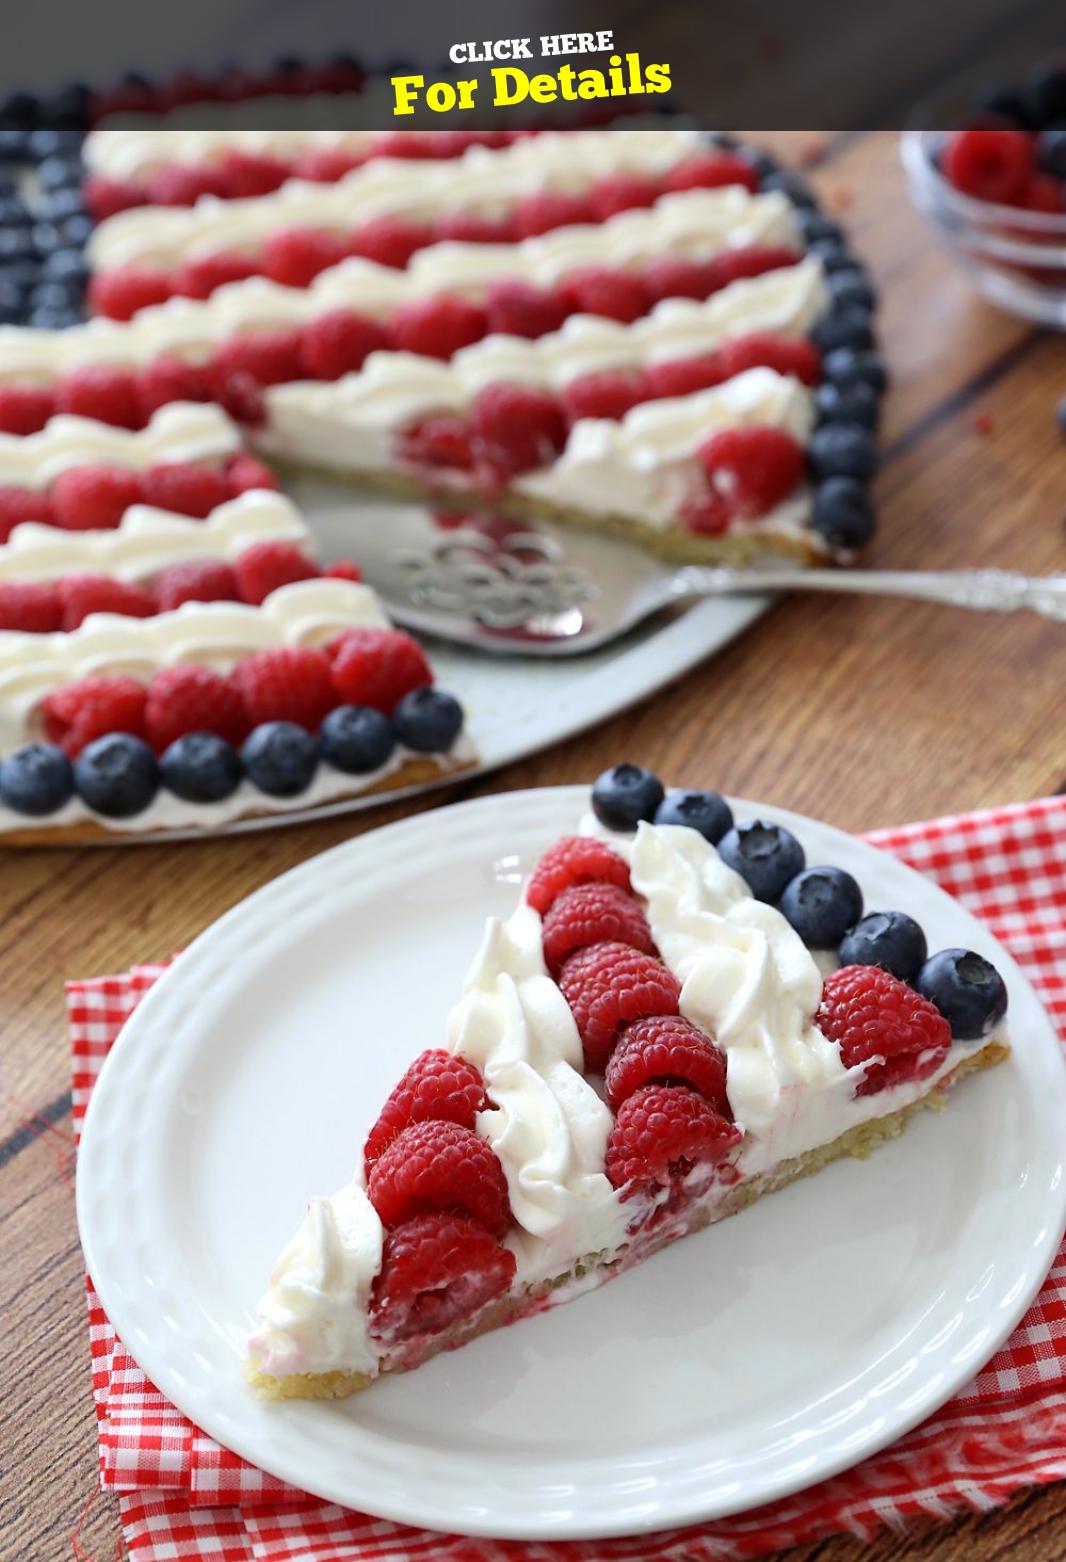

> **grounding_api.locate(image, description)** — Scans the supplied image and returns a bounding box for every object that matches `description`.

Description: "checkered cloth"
[71,795,1066,1562]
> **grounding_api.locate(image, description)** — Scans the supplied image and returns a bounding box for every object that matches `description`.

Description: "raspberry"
[329,627,433,713]
[233,646,336,731]
[349,216,432,269]
[83,173,142,220]
[391,296,488,361]
[56,367,141,430]
[363,1049,490,1172]
[153,558,239,611]
[51,467,145,531]
[325,560,363,582]
[485,280,569,340]
[175,251,262,300]
[299,309,390,380]
[433,213,514,245]
[217,149,289,197]
[590,173,663,220]
[816,965,951,1096]
[0,485,54,540]
[513,190,595,238]
[716,331,822,387]
[367,1119,511,1237]
[212,329,303,388]
[88,266,173,321]
[604,1083,741,1198]
[226,454,280,494]
[234,541,320,604]
[707,245,801,290]
[0,580,62,632]
[646,355,723,400]
[135,357,214,419]
[604,1015,731,1115]
[643,258,715,304]
[698,427,805,519]
[943,128,1034,205]
[541,882,655,976]
[562,267,649,324]
[561,370,649,424]
[471,383,567,479]
[213,370,266,427]
[397,414,475,470]
[294,146,364,183]
[145,161,226,206]
[369,1213,515,1344]
[58,574,156,630]
[42,674,147,756]
[666,152,759,194]
[0,385,55,437]
[526,835,632,914]
[1021,173,1064,213]
[558,941,680,1072]
[142,462,231,518]
[678,492,733,537]
[144,663,249,750]
[374,131,438,159]
[262,226,348,287]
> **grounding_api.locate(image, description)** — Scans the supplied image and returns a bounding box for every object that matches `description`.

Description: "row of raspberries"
[0,247,800,440]
[39,626,433,755]
[86,152,765,317]
[0,456,278,543]
[84,132,533,219]
[0,541,360,633]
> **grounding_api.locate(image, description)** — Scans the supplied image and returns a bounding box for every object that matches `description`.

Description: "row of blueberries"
[0,126,91,330]
[0,689,463,820]
[589,763,1008,1043]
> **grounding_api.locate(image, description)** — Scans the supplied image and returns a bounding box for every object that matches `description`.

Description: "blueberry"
[74,733,159,817]
[822,347,887,394]
[797,211,843,244]
[0,280,23,324]
[761,170,818,208]
[718,820,805,902]
[160,732,243,803]
[809,423,878,482]
[56,214,94,249]
[39,186,87,223]
[745,149,780,181]
[42,246,88,284]
[815,381,880,430]
[0,229,37,263]
[839,910,927,981]
[0,742,74,816]
[7,259,41,298]
[806,238,856,272]
[29,305,82,330]
[812,307,875,355]
[591,763,665,832]
[37,155,83,193]
[31,279,83,315]
[320,704,397,772]
[1037,129,1066,179]
[0,195,31,228]
[916,948,1008,1041]
[0,129,29,162]
[393,687,464,753]
[654,788,734,844]
[780,865,863,947]
[1023,67,1066,130]
[812,476,876,550]
[241,721,318,796]
[828,269,877,313]
[1056,394,1066,435]
[29,128,82,161]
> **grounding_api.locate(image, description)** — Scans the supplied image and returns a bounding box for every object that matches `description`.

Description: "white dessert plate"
[76,787,1066,1540]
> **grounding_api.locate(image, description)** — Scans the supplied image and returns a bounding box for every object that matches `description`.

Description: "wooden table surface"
[3,131,1065,1562]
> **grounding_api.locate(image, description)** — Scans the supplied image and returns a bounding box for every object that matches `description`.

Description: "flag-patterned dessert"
[247,769,1009,1399]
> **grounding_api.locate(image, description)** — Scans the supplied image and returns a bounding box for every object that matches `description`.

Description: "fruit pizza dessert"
[0,129,884,563]
[247,768,1009,1399]
[0,405,471,843]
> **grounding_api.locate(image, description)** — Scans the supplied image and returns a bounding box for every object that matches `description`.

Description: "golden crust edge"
[0,753,475,848]
[248,1039,1010,1401]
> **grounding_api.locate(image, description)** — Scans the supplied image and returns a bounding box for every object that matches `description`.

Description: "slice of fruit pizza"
[247,767,1009,1399]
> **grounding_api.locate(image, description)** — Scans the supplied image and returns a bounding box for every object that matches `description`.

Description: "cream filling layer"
[89,130,705,270]
[0,577,388,752]
[248,819,1002,1384]
[85,127,380,180]
[0,491,310,584]
[0,402,241,486]
[0,190,797,382]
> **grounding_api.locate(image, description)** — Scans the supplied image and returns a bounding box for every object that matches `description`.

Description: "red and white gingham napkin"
[71,795,1066,1562]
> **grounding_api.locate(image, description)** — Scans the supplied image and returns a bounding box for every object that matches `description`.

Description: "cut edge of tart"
[245,782,1011,1400]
